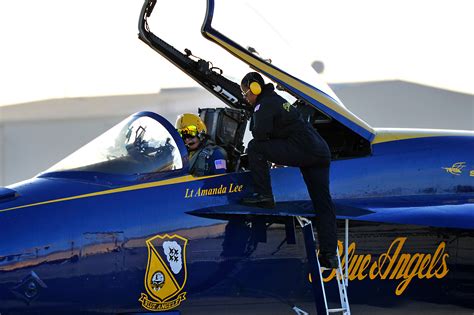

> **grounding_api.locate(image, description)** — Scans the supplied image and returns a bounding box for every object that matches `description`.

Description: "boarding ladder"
[296,217,351,315]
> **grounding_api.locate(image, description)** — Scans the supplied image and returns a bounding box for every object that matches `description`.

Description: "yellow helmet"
[175,113,207,138]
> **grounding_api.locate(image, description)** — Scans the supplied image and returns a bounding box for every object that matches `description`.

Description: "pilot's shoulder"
[211,147,227,172]
[212,145,227,159]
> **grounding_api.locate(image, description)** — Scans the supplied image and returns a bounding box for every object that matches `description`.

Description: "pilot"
[175,113,228,177]
[239,72,338,269]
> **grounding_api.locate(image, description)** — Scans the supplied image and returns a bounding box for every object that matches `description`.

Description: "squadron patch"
[282,102,296,112]
[139,234,188,311]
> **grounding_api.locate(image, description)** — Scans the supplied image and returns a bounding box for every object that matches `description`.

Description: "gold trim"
[206,33,373,135]
[372,129,474,144]
[0,174,224,213]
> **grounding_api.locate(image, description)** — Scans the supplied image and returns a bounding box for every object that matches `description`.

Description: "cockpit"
[42,107,251,180]
[45,112,186,177]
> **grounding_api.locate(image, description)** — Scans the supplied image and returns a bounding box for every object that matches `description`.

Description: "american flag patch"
[214,159,227,170]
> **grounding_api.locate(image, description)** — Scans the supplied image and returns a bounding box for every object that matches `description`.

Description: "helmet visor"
[178,125,198,138]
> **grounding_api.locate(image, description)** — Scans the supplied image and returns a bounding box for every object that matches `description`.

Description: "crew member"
[175,113,228,177]
[240,72,338,268]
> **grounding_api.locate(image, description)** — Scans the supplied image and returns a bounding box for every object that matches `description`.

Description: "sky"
[0,0,472,107]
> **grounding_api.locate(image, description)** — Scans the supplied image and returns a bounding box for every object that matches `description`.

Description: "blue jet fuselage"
[1,115,473,313]
[1,0,473,312]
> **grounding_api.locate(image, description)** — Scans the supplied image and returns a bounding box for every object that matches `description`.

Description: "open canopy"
[138,0,375,142]
[201,0,375,141]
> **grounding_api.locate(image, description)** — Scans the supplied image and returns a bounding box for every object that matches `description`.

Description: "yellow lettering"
[407,253,424,276]
[394,254,423,295]
[229,183,243,193]
[321,237,449,296]
[470,170,474,177]
[349,255,364,281]
[218,184,227,194]
[391,253,410,280]
[324,241,346,282]
[379,237,406,279]
[323,272,335,282]
[435,253,449,279]
[189,185,229,198]
[369,261,379,279]
[418,254,431,279]
[428,242,445,276]
[357,255,372,280]
[184,188,194,198]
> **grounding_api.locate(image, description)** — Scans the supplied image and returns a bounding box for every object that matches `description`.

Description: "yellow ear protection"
[242,72,265,97]
[249,81,262,95]
[245,72,264,95]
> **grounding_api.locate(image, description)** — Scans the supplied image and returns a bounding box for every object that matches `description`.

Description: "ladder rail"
[296,216,351,315]
[335,248,350,314]
[297,216,329,315]
[345,219,349,288]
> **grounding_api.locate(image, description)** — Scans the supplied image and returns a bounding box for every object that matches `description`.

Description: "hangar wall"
[0,88,225,186]
[0,81,472,186]
[2,118,118,185]
[334,81,473,129]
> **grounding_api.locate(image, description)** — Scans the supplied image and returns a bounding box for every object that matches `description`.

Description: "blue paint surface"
[0,113,472,313]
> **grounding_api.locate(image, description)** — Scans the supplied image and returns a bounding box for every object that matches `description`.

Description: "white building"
[0,81,472,186]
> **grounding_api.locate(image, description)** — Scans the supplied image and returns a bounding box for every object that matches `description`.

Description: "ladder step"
[296,216,351,315]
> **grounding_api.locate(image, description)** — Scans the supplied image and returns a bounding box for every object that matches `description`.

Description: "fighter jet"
[0,0,473,314]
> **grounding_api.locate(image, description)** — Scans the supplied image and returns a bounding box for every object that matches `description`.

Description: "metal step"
[328,307,348,313]
[296,216,351,315]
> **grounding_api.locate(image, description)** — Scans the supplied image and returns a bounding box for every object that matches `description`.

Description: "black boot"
[318,252,338,269]
[240,193,275,208]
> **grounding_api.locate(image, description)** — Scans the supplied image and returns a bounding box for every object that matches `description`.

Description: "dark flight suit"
[248,84,337,255]
[189,139,227,177]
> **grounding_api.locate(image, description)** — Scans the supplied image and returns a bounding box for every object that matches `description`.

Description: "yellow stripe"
[373,133,436,144]
[207,33,373,134]
[372,128,474,144]
[0,174,223,213]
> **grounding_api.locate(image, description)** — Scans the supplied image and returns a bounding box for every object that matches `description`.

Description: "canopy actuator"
[138,0,250,111]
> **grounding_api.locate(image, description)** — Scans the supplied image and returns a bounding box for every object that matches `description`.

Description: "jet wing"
[188,200,374,221]
[201,0,375,142]
[334,195,474,229]
[188,196,474,229]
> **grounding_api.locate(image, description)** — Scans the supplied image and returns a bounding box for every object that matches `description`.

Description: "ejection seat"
[198,108,249,172]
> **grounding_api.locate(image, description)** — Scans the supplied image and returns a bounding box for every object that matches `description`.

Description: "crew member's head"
[175,113,207,151]
[241,72,265,106]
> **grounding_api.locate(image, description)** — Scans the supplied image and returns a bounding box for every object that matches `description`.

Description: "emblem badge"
[442,162,466,175]
[282,102,295,112]
[139,234,188,311]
